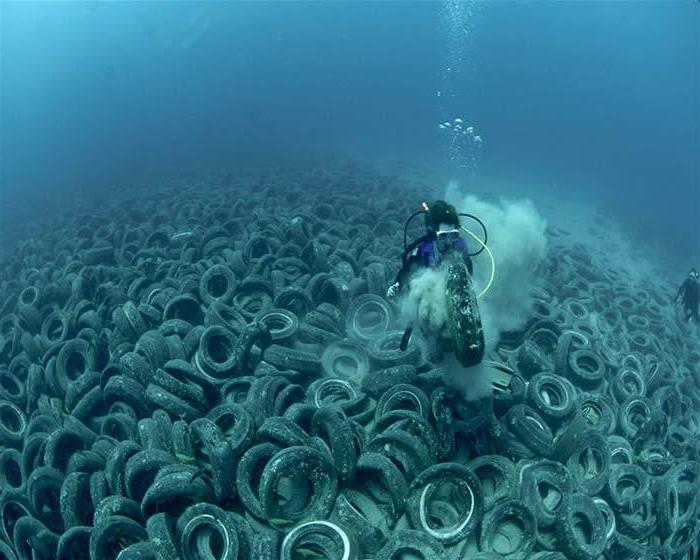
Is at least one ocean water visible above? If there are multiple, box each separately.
[2,2,698,267]
[0,2,699,559]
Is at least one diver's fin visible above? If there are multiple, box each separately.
[400,326,413,351]
[481,360,515,394]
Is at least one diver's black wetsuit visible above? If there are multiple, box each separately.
[677,277,700,323]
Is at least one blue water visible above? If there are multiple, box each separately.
[1,1,698,272]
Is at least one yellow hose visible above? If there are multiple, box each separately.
[460,225,495,298]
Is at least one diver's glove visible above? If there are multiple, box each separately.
[386,282,400,298]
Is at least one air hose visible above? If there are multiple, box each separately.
[458,213,487,257]
[460,225,495,299]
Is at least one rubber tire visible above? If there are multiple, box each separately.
[445,263,485,367]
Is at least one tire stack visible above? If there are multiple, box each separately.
[0,170,697,560]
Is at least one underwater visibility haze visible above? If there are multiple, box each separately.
[0,2,699,559]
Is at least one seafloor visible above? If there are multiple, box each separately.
[0,169,697,560]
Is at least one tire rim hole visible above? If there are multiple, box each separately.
[0,406,22,433]
[185,520,226,558]
[332,356,359,378]
[537,481,562,512]
[0,375,20,396]
[47,319,64,340]
[475,466,501,499]
[275,474,311,511]
[621,371,642,394]
[66,352,87,380]
[385,392,422,416]
[207,275,229,298]
[317,381,354,406]
[669,486,679,525]
[576,355,600,374]
[616,475,640,499]
[3,458,22,487]
[572,512,594,545]
[627,402,650,428]
[490,516,525,554]
[207,334,234,364]
[577,447,604,479]
[265,315,290,333]
[540,383,564,408]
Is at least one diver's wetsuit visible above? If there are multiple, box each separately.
[677,278,700,323]
[394,232,473,292]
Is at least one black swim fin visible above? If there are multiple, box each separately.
[400,326,413,351]
[480,360,515,394]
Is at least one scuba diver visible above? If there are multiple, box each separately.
[386,200,475,298]
[677,268,700,323]
[387,199,513,398]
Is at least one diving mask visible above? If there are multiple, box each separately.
[436,228,460,252]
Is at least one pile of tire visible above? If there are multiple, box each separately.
[0,170,697,560]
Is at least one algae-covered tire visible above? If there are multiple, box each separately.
[445,263,485,367]
[555,493,607,560]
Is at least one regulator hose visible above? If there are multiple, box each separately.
[458,213,488,257]
[460,225,495,299]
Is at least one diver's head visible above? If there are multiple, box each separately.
[425,200,460,232]
[436,223,460,253]
[691,268,699,280]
